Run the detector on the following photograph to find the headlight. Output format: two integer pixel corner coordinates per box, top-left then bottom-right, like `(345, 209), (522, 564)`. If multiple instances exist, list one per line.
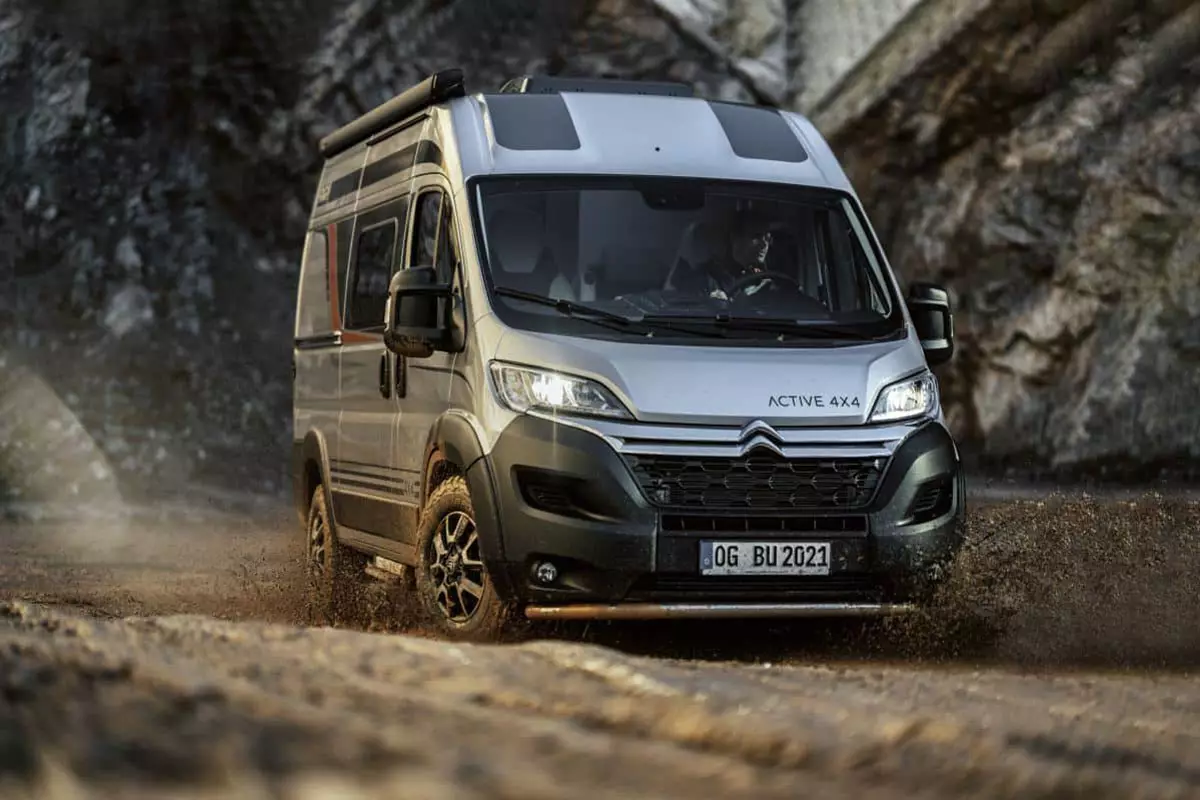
(869, 372), (938, 423)
(489, 362), (632, 419)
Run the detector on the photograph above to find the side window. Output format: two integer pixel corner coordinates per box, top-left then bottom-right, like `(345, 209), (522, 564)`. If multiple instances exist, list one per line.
(436, 198), (459, 283)
(345, 220), (398, 330)
(410, 189), (460, 284)
(411, 192), (442, 269)
(295, 230), (331, 337)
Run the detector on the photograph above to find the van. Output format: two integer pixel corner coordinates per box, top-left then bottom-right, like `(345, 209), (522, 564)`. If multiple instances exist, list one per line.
(292, 70), (966, 641)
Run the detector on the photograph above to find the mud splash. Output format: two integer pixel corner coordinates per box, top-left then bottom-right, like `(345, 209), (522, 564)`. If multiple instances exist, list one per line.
(555, 491), (1200, 671)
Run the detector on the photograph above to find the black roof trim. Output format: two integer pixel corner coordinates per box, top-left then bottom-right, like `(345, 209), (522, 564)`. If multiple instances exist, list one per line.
(485, 94), (581, 151)
(319, 69), (466, 160)
(707, 101), (808, 164)
(499, 75), (694, 98)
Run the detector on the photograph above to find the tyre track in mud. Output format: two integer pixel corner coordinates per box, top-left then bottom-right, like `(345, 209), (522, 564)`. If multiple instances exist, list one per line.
(0, 488), (1199, 797)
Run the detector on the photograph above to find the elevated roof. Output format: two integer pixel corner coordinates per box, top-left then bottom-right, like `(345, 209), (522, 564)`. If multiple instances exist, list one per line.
(313, 71), (856, 218)
(448, 89), (851, 192)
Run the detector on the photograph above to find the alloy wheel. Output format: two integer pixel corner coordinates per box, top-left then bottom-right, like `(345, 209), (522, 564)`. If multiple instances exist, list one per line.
(428, 510), (485, 623)
(308, 508), (329, 577)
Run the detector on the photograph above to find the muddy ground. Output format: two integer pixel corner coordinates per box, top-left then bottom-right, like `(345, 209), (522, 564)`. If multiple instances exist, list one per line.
(0, 487), (1198, 798)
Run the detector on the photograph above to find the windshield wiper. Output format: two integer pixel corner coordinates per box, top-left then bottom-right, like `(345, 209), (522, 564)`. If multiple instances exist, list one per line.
(493, 286), (640, 325)
(493, 287), (728, 339)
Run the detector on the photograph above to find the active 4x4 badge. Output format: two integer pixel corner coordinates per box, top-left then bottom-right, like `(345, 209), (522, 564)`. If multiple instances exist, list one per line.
(768, 394), (862, 409)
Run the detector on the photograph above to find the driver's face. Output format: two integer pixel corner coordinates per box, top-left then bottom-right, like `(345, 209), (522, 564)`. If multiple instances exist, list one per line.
(732, 226), (772, 272)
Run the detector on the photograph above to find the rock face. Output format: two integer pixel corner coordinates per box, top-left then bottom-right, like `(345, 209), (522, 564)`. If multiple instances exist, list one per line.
(0, 0), (790, 501)
(1, 0), (1196, 502)
(831, 0), (1200, 478)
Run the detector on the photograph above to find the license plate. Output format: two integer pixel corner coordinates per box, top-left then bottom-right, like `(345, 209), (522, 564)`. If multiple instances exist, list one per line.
(699, 541), (831, 576)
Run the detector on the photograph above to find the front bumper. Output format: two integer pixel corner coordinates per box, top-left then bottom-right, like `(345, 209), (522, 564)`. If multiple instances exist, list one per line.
(476, 414), (966, 618)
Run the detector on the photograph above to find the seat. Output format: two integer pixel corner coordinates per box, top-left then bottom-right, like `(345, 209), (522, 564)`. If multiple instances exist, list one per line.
(485, 204), (577, 301)
(664, 220), (727, 293)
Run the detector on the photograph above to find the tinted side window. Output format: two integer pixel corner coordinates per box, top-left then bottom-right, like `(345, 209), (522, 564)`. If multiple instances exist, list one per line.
(346, 221), (398, 330)
(411, 189), (459, 284)
(411, 192), (442, 269)
(435, 197), (459, 283)
(295, 230), (331, 338)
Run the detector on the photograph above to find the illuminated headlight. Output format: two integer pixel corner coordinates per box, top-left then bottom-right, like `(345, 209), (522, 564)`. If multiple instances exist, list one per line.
(489, 362), (632, 419)
(869, 372), (938, 423)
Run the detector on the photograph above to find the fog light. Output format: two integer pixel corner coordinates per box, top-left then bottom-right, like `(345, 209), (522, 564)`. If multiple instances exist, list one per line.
(533, 561), (559, 585)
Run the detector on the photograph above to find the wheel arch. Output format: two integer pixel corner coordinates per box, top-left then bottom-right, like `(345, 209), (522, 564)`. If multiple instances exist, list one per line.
(297, 428), (338, 531)
(422, 411), (508, 578)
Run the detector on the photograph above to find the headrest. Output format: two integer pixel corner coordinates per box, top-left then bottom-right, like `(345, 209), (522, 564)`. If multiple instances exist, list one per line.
(485, 204), (545, 275)
(676, 220), (727, 265)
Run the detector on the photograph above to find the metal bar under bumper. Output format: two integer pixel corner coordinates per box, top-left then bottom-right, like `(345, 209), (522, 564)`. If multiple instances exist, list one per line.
(524, 602), (918, 621)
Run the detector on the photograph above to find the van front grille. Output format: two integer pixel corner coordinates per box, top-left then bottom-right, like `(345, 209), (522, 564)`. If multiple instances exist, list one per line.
(624, 453), (885, 511)
(660, 513), (868, 536)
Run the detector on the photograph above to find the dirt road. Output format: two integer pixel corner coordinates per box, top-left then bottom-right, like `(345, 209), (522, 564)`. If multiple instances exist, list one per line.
(1, 488), (1199, 798)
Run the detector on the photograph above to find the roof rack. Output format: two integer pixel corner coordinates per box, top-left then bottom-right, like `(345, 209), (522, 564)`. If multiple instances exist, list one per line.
(499, 75), (694, 98)
(319, 69), (466, 160)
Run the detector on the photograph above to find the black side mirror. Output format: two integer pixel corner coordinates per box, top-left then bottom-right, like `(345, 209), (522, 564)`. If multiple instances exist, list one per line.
(907, 282), (954, 366)
(383, 266), (455, 359)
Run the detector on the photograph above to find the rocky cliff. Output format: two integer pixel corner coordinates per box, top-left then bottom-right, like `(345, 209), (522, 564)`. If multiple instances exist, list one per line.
(831, 0), (1200, 479)
(0, 0), (1196, 505)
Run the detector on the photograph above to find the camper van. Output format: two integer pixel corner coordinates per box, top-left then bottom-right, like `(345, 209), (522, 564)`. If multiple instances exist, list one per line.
(292, 70), (966, 640)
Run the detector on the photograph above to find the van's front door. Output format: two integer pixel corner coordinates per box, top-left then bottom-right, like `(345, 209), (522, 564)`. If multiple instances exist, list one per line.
(393, 180), (468, 499)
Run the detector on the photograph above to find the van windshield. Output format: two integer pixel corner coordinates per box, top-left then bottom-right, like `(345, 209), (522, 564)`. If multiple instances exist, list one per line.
(470, 176), (905, 343)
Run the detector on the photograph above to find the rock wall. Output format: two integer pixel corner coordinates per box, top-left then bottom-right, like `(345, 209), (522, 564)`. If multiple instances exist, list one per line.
(0, 0), (783, 501)
(831, 0), (1200, 478)
(2, 0), (1196, 503)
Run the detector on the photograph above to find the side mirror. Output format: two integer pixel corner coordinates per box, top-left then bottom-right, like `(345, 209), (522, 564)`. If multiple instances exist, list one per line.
(907, 282), (954, 366)
(383, 266), (455, 359)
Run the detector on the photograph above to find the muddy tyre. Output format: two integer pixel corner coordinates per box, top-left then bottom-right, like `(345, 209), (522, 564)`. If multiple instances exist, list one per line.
(306, 486), (369, 626)
(415, 476), (514, 642)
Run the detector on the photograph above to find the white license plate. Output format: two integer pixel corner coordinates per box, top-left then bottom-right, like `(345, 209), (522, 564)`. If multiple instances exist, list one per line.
(699, 541), (831, 576)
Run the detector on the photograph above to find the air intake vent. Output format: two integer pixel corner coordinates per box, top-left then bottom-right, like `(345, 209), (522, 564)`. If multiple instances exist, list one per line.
(908, 477), (954, 523)
(499, 75), (694, 97)
(625, 453), (884, 511)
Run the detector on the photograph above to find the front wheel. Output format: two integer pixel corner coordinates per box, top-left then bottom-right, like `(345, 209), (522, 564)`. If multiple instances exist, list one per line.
(414, 476), (515, 642)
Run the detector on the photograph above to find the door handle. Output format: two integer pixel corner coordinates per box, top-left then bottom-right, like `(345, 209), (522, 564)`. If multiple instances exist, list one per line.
(379, 353), (391, 399)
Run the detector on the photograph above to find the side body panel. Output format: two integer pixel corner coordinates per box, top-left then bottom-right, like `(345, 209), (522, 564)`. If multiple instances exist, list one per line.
(292, 220), (342, 521)
(333, 201), (414, 540)
(312, 116), (450, 554)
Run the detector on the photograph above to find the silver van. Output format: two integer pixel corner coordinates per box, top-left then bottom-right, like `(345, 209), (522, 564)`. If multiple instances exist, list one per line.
(292, 70), (966, 641)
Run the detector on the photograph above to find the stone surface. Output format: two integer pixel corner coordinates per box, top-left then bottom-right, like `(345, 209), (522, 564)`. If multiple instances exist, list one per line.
(831, 0), (1200, 477)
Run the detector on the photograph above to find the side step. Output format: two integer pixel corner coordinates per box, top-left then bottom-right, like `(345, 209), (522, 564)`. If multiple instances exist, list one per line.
(523, 602), (918, 621)
(364, 556), (410, 584)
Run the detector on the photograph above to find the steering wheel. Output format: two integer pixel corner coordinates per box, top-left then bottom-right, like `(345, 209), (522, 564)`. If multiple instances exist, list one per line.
(726, 270), (802, 298)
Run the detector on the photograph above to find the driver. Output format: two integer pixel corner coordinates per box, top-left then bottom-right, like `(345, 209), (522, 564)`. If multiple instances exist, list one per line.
(709, 209), (784, 299)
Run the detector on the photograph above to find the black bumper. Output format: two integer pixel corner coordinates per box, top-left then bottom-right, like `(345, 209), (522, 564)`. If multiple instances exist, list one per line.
(476, 414), (966, 607)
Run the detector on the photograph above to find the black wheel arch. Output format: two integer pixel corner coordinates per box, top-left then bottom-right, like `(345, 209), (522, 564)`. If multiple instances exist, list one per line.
(295, 429), (338, 533)
(422, 412), (510, 592)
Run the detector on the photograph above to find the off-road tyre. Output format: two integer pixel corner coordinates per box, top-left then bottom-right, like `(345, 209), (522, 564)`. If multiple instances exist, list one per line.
(306, 486), (369, 627)
(414, 476), (515, 642)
